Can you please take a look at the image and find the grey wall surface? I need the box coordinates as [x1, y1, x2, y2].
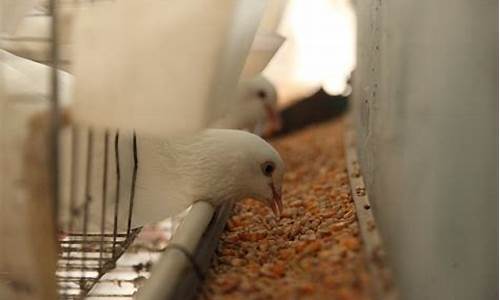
[352, 0, 498, 299]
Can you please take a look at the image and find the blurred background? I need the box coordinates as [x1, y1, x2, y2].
[0, 0, 497, 300]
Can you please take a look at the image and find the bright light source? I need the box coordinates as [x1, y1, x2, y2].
[264, 0, 356, 104]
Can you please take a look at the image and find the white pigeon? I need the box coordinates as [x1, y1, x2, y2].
[132, 129, 284, 227]
[57, 128, 285, 233]
[211, 75, 282, 137]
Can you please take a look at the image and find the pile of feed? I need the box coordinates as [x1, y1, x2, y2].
[201, 120, 371, 299]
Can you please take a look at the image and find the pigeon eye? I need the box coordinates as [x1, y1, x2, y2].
[261, 161, 275, 177]
[257, 89, 267, 99]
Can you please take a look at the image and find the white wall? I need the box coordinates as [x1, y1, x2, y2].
[353, 0, 498, 299]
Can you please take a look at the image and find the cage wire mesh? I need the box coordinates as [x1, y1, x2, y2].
[56, 127, 186, 299]
[56, 128, 142, 299]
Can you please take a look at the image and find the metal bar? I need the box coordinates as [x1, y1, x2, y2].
[81, 128, 94, 288]
[60, 279, 137, 284]
[59, 257, 111, 262]
[48, 0, 60, 236]
[66, 125, 80, 267]
[57, 276, 99, 281]
[58, 266, 102, 271]
[170, 203, 233, 300]
[57, 264, 148, 274]
[61, 239, 125, 245]
[67, 232, 130, 238]
[60, 246, 118, 253]
[136, 202, 219, 300]
[99, 131, 110, 269]
[60, 245, 114, 252]
[126, 132, 138, 237]
[112, 132, 121, 259]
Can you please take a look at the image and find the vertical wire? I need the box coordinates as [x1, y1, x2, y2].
[126, 132, 138, 237]
[112, 132, 120, 259]
[99, 131, 109, 270]
[66, 125, 79, 269]
[48, 0, 60, 235]
[80, 128, 93, 288]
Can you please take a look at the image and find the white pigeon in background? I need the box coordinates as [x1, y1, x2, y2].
[211, 75, 282, 137]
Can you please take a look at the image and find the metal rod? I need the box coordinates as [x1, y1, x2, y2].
[49, 0, 60, 236]
[170, 203, 233, 300]
[60, 247, 116, 253]
[57, 228, 140, 298]
[61, 239, 125, 244]
[126, 132, 138, 237]
[99, 131, 109, 269]
[57, 276, 98, 281]
[59, 254, 109, 260]
[67, 232, 129, 238]
[59, 257, 111, 262]
[112, 132, 121, 259]
[81, 128, 94, 288]
[135, 202, 216, 300]
[66, 125, 80, 268]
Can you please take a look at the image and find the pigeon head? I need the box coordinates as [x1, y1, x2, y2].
[250, 75, 278, 107]
[238, 135, 285, 217]
[194, 130, 285, 217]
[243, 75, 282, 135]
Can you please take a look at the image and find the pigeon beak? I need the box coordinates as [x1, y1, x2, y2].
[268, 182, 283, 219]
[264, 103, 282, 134]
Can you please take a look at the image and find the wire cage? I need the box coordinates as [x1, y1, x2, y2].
[56, 128, 141, 299]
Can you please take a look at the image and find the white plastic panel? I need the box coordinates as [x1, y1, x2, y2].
[353, 0, 498, 299]
[71, 0, 265, 137]
[240, 33, 285, 79]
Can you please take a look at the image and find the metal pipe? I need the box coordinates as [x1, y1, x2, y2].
[99, 131, 109, 268]
[66, 125, 79, 268]
[49, 0, 60, 236]
[112, 131, 121, 259]
[126, 132, 138, 237]
[81, 128, 94, 288]
[135, 202, 215, 300]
